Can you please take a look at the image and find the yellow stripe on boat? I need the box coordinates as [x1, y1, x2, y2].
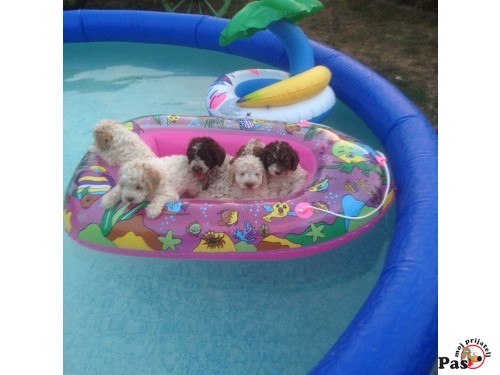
[78, 176, 109, 182]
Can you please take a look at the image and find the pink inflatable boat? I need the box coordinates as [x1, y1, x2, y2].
[64, 115, 394, 260]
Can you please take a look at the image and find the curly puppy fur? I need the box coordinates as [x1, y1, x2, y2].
[259, 140, 308, 197]
[197, 156, 234, 199]
[186, 136, 226, 182]
[91, 119, 156, 166]
[101, 155, 201, 219]
[235, 138, 265, 158]
[198, 139, 269, 200]
[228, 153, 269, 200]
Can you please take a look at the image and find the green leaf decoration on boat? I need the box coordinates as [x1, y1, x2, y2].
[303, 126, 324, 141]
[100, 201, 149, 237]
[321, 161, 384, 177]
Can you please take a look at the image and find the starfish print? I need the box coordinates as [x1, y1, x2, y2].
[158, 230, 181, 251]
[305, 223, 326, 243]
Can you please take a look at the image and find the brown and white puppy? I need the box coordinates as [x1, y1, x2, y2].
[186, 136, 228, 189]
[259, 140, 308, 197]
[90, 119, 156, 166]
[101, 155, 201, 219]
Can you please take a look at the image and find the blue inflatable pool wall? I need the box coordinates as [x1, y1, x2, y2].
[64, 10, 438, 375]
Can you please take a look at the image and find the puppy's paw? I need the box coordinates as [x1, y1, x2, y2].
[184, 186, 201, 199]
[145, 203, 163, 219]
[101, 190, 121, 208]
[146, 194, 179, 219]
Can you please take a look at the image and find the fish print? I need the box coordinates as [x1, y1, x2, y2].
[237, 118, 262, 131]
[218, 210, 239, 226]
[186, 222, 202, 237]
[308, 177, 331, 193]
[262, 203, 296, 222]
[71, 166, 115, 208]
[162, 201, 190, 215]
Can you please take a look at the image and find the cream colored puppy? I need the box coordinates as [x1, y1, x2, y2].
[228, 154, 269, 200]
[102, 155, 201, 219]
[90, 119, 156, 166]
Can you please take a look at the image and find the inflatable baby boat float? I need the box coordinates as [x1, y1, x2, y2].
[64, 115, 394, 260]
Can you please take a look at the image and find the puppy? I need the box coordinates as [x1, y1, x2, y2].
[196, 155, 234, 199]
[236, 138, 265, 158]
[228, 152, 269, 200]
[90, 119, 156, 166]
[186, 136, 237, 199]
[259, 140, 308, 197]
[198, 139, 268, 200]
[186, 136, 228, 188]
[101, 155, 201, 219]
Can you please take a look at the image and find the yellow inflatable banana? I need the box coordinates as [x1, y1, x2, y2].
[237, 65, 332, 108]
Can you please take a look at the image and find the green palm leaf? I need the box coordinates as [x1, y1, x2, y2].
[119, 202, 149, 221]
[100, 201, 121, 236]
[220, 0, 323, 46]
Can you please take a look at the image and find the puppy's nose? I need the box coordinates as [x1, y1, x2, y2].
[125, 197, 134, 203]
[477, 356, 482, 361]
[245, 182, 254, 188]
[275, 170, 282, 176]
[191, 166, 202, 173]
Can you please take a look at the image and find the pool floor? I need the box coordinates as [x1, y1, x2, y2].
[64, 42, 395, 374]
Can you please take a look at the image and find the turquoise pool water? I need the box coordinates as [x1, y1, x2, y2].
[64, 42, 395, 374]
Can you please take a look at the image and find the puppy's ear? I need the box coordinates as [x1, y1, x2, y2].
[235, 144, 247, 158]
[283, 142, 299, 171]
[252, 145, 264, 158]
[259, 147, 271, 169]
[143, 164, 161, 193]
[94, 128, 113, 150]
[289, 149, 299, 171]
[213, 142, 226, 167]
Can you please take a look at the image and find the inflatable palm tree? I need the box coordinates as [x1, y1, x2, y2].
[219, 0, 324, 76]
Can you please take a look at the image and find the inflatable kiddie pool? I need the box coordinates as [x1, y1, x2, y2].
[64, 115, 393, 260]
[64, 9, 437, 375]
